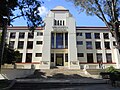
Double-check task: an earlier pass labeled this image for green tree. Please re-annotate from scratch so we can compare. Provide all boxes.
[0,0,43,71]
[67,0,120,47]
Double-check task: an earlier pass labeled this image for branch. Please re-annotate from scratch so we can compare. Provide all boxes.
[10,14,23,21]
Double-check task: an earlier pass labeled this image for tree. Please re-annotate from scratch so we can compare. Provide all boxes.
[67,0,120,47]
[0,0,43,71]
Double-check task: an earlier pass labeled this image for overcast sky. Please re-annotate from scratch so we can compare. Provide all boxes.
[12,0,105,26]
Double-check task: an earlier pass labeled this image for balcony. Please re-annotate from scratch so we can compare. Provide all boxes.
[52,25,68,32]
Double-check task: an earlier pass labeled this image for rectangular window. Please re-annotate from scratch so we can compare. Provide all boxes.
[51,53,54,62]
[106,53,112,63]
[87,53,93,63]
[36,41,43,45]
[9,41,15,49]
[26,53,32,63]
[76,33,82,36]
[27,41,33,49]
[51,33,55,48]
[65,54,68,62]
[96,53,102,63]
[37,32,43,36]
[36,53,42,57]
[65,33,68,48]
[16,53,23,63]
[95,42,101,49]
[18,41,24,49]
[94,33,100,39]
[104,42,110,49]
[56,33,63,48]
[85,33,91,39]
[113,41,116,46]
[103,33,109,39]
[77,41,83,45]
[19,32,25,39]
[10,32,16,38]
[28,32,34,38]
[86,41,92,49]
[78,53,84,57]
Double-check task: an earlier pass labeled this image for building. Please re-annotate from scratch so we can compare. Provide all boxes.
[2,6,120,69]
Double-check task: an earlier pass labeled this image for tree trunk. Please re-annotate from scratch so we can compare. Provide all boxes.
[0,18,7,72]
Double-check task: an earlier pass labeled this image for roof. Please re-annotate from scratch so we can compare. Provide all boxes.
[76,26,109,30]
[51,6,69,11]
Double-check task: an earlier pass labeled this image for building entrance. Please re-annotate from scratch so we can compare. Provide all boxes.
[56,54,64,66]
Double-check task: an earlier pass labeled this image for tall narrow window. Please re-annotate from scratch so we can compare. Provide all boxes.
[104,42,110,49]
[51,33,54,48]
[63,20,65,26]
[26,53,32,63]
[87,53,93,63]
[16,53,23,63]
[51,53,54,62]
[65,54,68,62]
[19,32,25,39]
[9,41,15,49]
[96,53,102,63]
[106,53,112,63]
[56,33,63,48]
[27,41,33,49]
[18,41,24,49]
[95,42,101,49]
[10,32,16,38]
[86,41,92,49]
[65,33,68,48]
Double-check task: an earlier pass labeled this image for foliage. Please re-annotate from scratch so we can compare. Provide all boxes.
[105,66,118,73]
[67,0,120,47]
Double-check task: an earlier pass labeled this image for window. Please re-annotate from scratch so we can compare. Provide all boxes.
[78,53,84,57]
[103,33,109,39]
[27,41,33,49]
[65,33,68,48]
[36,53,42,57]
[96,53,102,63]
[51,53,54,62]
[26,53,32,63]
[106,53,112,63]
[77,41,83,45]
[10,32,16,38]
[76,33,82,36]
[28,32,34,38]
[87,53,93,63]
[37,32,43,36]
[9,41,15,49]
[94,33,100,39]
[19,32,25,39]
[113,41,116,46]
[18,41,24,49]
[16,53,23,63]
[56,33,63,48]
[104,42,110,49]
[85,33,91,39]
[36,41,43,45]
[86,41,92,49]
[65,54,68,62]
[51,33,55,48]
[95,42,101,49]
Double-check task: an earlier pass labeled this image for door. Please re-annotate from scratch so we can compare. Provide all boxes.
[56,54,64,66]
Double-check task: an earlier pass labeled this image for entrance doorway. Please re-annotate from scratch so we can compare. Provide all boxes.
[56,54,64,66]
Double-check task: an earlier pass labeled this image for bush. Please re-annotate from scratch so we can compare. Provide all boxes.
[105,66,118,73]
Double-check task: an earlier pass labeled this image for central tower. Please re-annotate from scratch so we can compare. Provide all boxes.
[42,6,79,69]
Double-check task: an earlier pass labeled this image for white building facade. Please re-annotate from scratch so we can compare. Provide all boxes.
[3,6,120,69]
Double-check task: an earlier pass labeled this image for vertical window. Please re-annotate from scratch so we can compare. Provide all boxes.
[37,32,43,36]
[19,32,25,39]
[36,53,42,57]
[65,33,68,48]
[9,41,15,49]
[51,33,54,48]
[56,33,63,48]
[103,33,109,39]
[16,53,23,63]
[26,53,32,63]
[18,41,24,49]
[28,32,34,38]
[27,41,33,49]
[95,42,101,49]
[77,53,84,57]
[54,19,57,25]
[77,41,83,45]
[96,53,102,63]
[63,20,65,26]
[106,53,112,63]
[36,41,43,45]
[10,32,16,38]
[65,54,68,62]
[94,33,100,39]
[85,33,91,39]
[86,41,92,49]
[104,42,110,49]
[60,20,62,25]
[113,41,116,46]
[51,53,54,62]
[87,53,93,63]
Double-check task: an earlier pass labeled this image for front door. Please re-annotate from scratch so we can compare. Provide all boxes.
[56,54,64,66]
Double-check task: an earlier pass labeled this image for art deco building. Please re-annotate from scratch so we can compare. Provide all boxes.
[2,6,120,69]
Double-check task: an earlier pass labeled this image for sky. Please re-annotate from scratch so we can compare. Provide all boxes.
[12,0,106,26]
